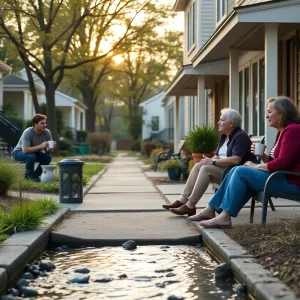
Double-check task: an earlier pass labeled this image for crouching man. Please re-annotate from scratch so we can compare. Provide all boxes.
[12,114,56,182]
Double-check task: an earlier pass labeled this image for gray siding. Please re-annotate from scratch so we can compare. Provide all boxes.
[239,0,272,6]
[198,0,215,48]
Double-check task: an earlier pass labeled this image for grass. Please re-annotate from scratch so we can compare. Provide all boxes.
[10,163,104,193]
[226,219,300,297]
[0,197,60,234]
[51,154,113,163]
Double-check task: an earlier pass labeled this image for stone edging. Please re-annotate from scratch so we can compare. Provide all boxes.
[0,208,69,295]
[82,167,107,196]
[200,227,297,300]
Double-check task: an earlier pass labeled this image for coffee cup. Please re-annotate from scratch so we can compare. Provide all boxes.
[254,143,264,156]
[48,140,54,149]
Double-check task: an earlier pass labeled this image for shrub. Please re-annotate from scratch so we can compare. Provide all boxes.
[142,141,162,158]
[0,159,17,196]
[0,200,44,232]
[86,132,112,154]
[131,140,141,152]
[59,150,71,157]
[77,130,89,143]
[58,137,73,152]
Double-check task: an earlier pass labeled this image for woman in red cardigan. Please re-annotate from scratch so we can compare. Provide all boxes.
[197,96,300,229]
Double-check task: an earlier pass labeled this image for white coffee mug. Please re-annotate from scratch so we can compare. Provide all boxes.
[48,140,54,149]
[254,143,264,156]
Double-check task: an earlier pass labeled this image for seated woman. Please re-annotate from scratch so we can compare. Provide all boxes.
[199,96,300,229]
[162,108,256,218]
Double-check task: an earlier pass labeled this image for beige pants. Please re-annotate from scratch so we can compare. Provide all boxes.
[182,164,224,207]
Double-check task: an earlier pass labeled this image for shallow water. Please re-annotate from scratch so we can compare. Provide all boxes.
[28,245,249,300]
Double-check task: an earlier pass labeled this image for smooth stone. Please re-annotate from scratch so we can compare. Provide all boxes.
[94,277,113,283]
[21,287,38,298]
[69,275,90,284]
[168,296,184,300]
[235,283,247,293]
[39,271,49,277]
[54,247,63,252]
[133,276,152,282]
[8,288,19,297]
[61,245,68,250]
[23,272,35,280]
[160,245,170,249]
[74,268,90,274]
[1,296,16,300]
[166,272,176,277]
[39,260,55,271]
[122,240,137,250]
[15,279,29,290]
[215,263,232,279]
[155,268,173,273]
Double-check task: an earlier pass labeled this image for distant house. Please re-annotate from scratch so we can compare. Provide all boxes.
[139,91,166,140]
[0,61,12,112]
[3,75,43,121]
[3,72,87,131]
[167,0,300,151]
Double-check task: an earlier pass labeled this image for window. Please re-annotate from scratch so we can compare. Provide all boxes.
[239,58,265,136]
[179,98,185,139]
[216,0,226,23]
[187,2,195,51]
[189,96,196,130]
[151,116,159,132]
[168,107,174,129]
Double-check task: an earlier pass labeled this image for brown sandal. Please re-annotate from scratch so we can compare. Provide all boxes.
[188,212,215,221]
[199,218,232,229]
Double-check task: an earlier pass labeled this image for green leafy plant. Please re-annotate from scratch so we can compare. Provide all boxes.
[34,198,60,215]
[0,201,44,232]
[161,159,184,171]
[185,125,219,153]
[0,159,18,196]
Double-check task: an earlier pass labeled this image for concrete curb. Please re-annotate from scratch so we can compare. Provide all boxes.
[50,232,201,247]
[0,207,69,294]
[200,226,296,300]
[83,167,107,196]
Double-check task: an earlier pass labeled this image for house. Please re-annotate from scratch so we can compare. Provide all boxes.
[167,0,300,152]
[3,72,87,131]
[0,60,12,112]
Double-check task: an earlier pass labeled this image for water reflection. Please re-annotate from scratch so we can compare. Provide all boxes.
[27,245,249,300]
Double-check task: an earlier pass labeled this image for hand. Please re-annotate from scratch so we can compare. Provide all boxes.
[250,143,266,158]
[198,155,213,167]
[41,141,48,149]
[244,161,258,168]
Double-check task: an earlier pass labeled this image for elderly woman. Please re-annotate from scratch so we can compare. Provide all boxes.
[163,108,256,218]
[199,96,300,229]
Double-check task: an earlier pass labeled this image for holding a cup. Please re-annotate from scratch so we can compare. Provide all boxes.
[254,142,265,157]
[48,140,55,149]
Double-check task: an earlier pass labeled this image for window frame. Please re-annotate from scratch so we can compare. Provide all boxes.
[187,1,196,52]
[151,116,159,132]
[216,0,226,26]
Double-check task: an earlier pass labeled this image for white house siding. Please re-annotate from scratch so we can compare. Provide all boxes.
[184,96,189,136]
[198,0,215,48]
[238,0,272,6]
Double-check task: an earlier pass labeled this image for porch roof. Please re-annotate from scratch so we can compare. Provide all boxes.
[192,0,300,66]
[3,75,44,94]
[0,61,12,73]
[165,60,229,96]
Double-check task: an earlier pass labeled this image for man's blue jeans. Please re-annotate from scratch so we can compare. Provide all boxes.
[13,150,52,179]
[209,166,300,217]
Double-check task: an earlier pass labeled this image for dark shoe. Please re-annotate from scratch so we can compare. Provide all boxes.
[169,205,196,216]
[162,200,184,210]
[33,177,41,183]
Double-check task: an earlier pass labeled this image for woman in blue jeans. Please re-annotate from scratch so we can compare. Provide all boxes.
[198,96,300,229]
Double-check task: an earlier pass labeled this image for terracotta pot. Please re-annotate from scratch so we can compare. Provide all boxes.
[192,153,214,164]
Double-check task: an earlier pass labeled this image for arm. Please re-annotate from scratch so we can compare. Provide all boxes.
[23,142,49,154]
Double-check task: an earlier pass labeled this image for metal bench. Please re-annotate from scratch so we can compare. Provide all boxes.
[154,141,185,172]
[251,171,300,224]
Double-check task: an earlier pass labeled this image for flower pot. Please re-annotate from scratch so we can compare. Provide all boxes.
[192,153,214,164]
[167,168,182,180]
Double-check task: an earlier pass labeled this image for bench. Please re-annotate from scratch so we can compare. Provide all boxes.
[251,171,300,224]
[154,141,185,172]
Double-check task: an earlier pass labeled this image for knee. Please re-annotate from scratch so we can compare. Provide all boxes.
[26,153,36,163]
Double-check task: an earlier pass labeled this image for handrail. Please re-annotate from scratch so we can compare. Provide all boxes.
[0,112,22,156]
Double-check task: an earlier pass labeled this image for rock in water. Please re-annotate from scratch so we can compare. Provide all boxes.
[122,240,137,250]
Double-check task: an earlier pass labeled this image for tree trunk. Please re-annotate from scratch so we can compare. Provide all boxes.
[81,86,97,132]
[45,83,58,142]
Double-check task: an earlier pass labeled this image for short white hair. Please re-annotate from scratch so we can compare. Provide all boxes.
[221,108,242,128]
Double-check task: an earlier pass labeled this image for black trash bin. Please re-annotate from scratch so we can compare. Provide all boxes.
[58,159,85,203]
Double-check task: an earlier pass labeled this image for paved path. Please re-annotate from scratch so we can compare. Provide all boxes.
[50,152,300,244]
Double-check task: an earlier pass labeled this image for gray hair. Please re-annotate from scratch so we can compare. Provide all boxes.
[221,108,242,128]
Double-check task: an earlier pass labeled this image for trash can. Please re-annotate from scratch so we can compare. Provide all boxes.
[58,159,85,203]
[77,144,89,155]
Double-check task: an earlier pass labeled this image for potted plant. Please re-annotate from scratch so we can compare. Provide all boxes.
[161,159,184,180]
[185,125,219,163]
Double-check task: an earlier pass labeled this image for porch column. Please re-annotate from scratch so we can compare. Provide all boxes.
[82,111,86,130]
[0,73,3,112]
[23,91,29,120]
[229,49,239,110]
[197,75,206,125]
[265,23,278,150]
[174,96,180,151]
[71,106,75,129]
